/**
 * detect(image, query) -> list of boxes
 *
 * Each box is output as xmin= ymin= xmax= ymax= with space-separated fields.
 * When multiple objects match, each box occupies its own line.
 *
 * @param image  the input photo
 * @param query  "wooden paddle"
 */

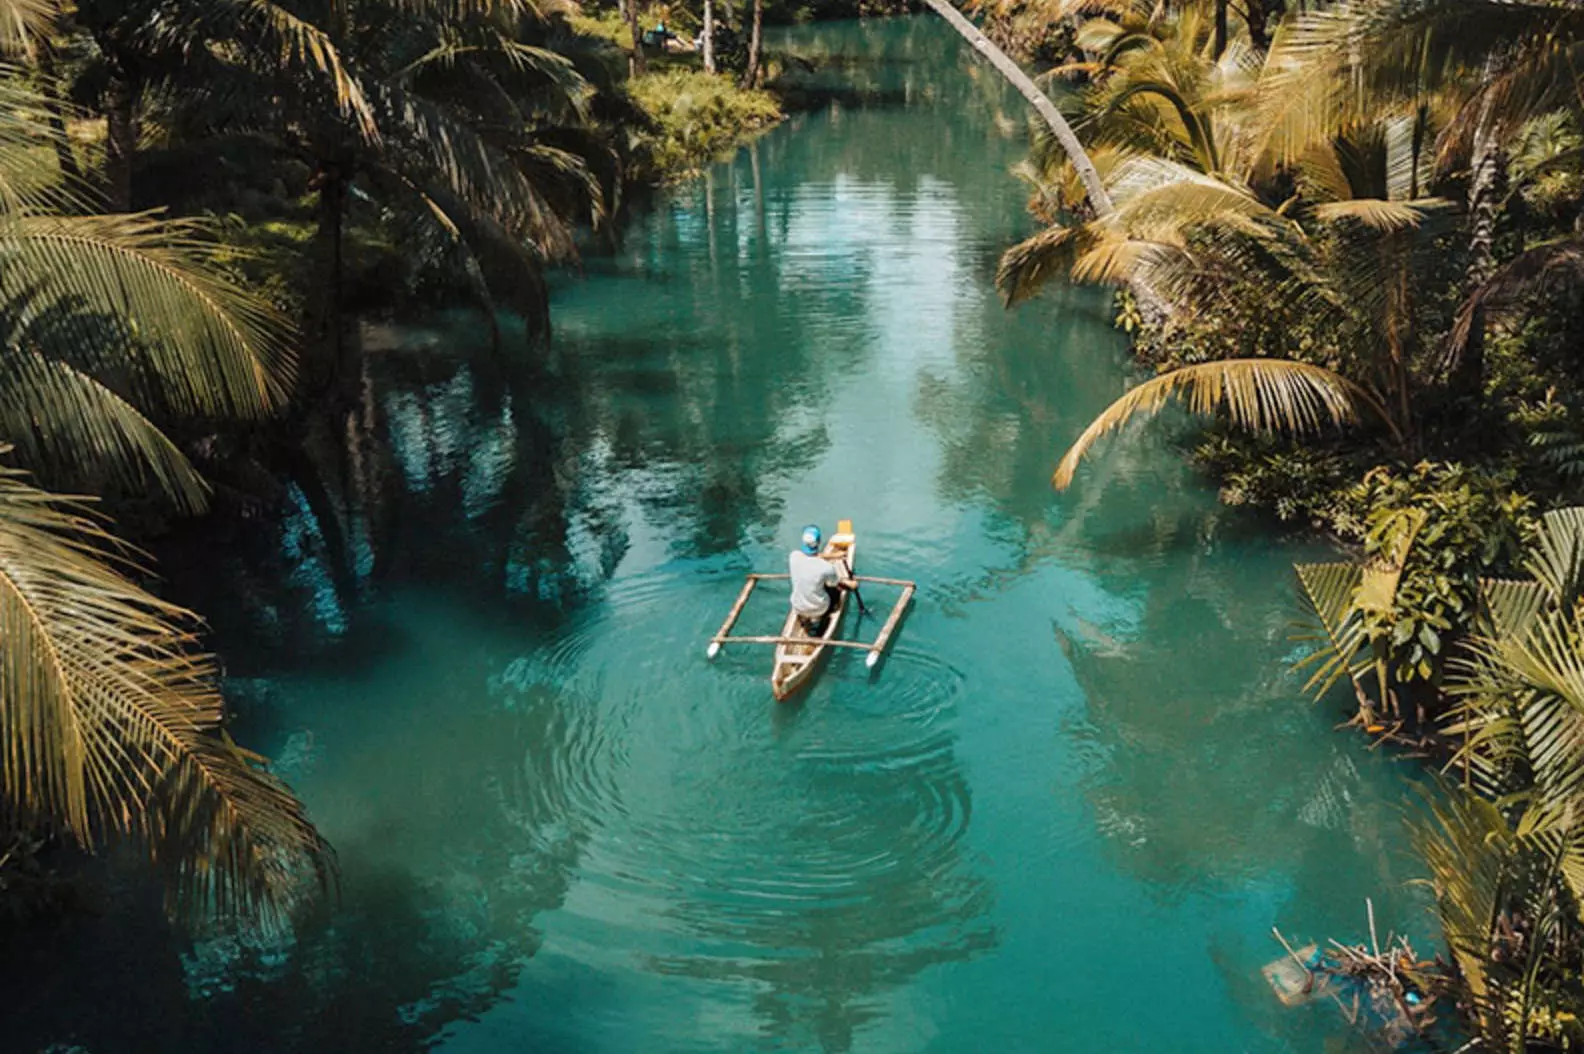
xmin=842 ymin=558 xmax=870 ymax=616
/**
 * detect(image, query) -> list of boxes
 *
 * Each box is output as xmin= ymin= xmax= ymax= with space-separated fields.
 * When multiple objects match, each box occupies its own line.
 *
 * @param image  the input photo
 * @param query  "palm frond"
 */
xmin=371 ymin=82 xmax=585 ymax=261
xmin=1408 ymin=783 xmax=1511 ymax=1009
xmin=3 ymin=212 xmax=295 ymax=418
xmin=0 ymin=465 xmax=332 ymax=922
xmin=1452 ymin=236 xmax=1584 ymax=352
xmin=1309 ymin=197 xmax=1438 ymax=231
xmin=0 ymin=0 xmax=55 ymax=55
xmin=0 ymin=351 xmax=207 ymax=511
xmin=997 ymin=224 xmax=1090 ymax=304
xmin=225 ymin=0 xmax=378 ymax=139
xmin=1527 ymin=506 xmax=1584 ymax=610
xmin=1053 ymin=358 xmax=1381 ymax=489
xmin=1481 ymin=577 xmax=1550 ymax=642
xmin=1292 ymin=560 xmax=1371 ymax=701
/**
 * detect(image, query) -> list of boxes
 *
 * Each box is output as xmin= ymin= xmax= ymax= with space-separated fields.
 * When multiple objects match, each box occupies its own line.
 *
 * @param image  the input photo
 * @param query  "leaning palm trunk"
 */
xmin=741 ymin=0 xmax=763 ymax=89
xmin=920 ymin=0 xmax=1111 ymax=214
xmin=918 ymin=0 xmax=1170 ymax=321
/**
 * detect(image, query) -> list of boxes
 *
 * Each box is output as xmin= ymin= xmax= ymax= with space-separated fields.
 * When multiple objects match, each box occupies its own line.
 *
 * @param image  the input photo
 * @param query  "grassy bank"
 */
xmin=573 ymin=9 xmax=784 ymax=182
xmin=629 ymin=69 xmax=782 ymax=180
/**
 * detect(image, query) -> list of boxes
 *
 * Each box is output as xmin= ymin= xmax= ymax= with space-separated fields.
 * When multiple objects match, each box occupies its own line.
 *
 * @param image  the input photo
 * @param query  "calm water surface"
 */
xmin=17 ymin=18 xmax=1429 ymax=1054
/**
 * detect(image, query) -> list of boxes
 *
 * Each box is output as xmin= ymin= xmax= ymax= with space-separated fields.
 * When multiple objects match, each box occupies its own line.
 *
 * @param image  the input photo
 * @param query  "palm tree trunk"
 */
xmin=741 ymin=0 xmax=763 ymax=89
xmin=306 ymin=164 xmax=353 ymax=411
xmin=1450 ymin=99 xmax=1507 ymax=394
xmin=920 ymin=0 xmax=1111 ymax=213
xmin=1245 ymin=0 xmax=1271 ymax=51
xmin=703 ymin=0 xmax=715 ymax=73
xmin=37 ymin=51 xmax=80 ymax=181
xmin=921 ymin=0 xmax=1176 ymax=322
xmin=628 ymin=1 xmax=647 ymax=76
xmin=103 ymin=69 xmax=139 ymax=211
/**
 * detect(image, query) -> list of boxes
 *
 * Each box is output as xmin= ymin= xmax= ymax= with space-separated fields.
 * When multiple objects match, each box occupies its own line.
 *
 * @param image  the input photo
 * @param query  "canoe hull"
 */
xmin=771 ymin=532 xmax=855 ymax=701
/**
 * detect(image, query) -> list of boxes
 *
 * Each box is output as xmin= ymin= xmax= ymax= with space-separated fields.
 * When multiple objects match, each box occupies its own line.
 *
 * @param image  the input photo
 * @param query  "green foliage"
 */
xmin=1290 ymin=463 xmax=1534 ymax=727
xmin=1194 ymin=431 xmax=1353 ymax=524
xmin=1346 ymin=463 xmax=1534 ymax=684
xmin=629 ymin=69 xmax=781 ymax=180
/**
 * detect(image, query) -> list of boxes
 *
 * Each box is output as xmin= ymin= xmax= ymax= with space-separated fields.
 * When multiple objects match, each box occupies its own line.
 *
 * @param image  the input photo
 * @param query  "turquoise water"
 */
xmin=12 ymin=18 xmax=1429 ymax=1053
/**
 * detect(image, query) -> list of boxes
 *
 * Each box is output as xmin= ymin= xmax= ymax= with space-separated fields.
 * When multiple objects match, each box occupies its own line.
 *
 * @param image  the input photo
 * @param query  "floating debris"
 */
xmin=1266 ymin=899 xmax=1448 ymax=1048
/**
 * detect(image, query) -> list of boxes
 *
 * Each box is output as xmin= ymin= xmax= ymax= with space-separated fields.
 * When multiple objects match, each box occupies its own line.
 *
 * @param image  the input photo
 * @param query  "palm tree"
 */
xmin=139 ymin=0 xmax=607 ymax=407
xmin=0 ymin=56 xmax=333 ymax=920
xmin=1000 ymin=140 xmax=1444 ymax=488
xmin=921 ymin=0 xmax=1115 ymax=214
xmin=0 ymin=464 xmax=333 ymax=922
xmin=1406 ymin=508 xmax=1584 ymax=1048
xmin=1258 ymin=0 xmax=1584 ymax=384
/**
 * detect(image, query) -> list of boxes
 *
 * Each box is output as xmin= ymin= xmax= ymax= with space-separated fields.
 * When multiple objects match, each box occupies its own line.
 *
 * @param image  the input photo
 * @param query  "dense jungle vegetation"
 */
xmin=958 ymin=0 xmax=1584 ymax=1044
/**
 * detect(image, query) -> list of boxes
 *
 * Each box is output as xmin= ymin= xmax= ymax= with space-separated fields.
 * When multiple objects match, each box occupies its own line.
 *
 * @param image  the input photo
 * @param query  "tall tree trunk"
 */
xmin=306 ymin=164 xmax=354 ymax=413
xmin=1245 ymin=0 xmax=1271 ymax=51
xmin=741 ymin=0 xmax=763 ymax=89
xmin=920 ymin=0 xmax=1111 ymax=214
xmin=103 ymin=68 xmax=139 ymax=211
xmin=37 ymin=50 xmax=80 ymax=181
xmin=1448 ymin=94 xmax=1506 ymax=395
xmin=703 ymin=0 xmax=715 ymax=73
xmin=628 ymin=1 xmax=646 ymax=76
xmin=1213 ymin=0 xmax=1228 ymax=58
xmin=920 ymin=0 xmax=1176 ymax=322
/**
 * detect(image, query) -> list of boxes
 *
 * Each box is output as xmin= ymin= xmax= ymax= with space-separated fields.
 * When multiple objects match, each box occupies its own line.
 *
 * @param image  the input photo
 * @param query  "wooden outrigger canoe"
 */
xmin=770 ymin=522 xmax=856 ymax=701
xmin=705 ymin=518 xmax=916 ymax=702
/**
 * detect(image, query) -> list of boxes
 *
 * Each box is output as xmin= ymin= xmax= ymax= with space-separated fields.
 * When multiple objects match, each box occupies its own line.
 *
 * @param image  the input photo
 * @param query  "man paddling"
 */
xmin=788 ymin=524 xmax=857 ymax=636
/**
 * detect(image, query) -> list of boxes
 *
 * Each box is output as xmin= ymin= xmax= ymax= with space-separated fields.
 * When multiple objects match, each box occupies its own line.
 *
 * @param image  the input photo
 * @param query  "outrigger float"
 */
xmin=705 ymin=519 xmax=916 ymax=701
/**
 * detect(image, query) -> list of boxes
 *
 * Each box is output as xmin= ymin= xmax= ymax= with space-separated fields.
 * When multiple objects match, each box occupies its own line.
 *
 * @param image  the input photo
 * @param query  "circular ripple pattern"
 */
xmin=510 ymin=596 xmax=986 ymax=970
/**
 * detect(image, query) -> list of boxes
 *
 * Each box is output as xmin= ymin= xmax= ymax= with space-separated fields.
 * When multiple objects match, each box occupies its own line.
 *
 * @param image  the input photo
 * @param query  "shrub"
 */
xmin=629 ymin=69 xmax=782 ymax=179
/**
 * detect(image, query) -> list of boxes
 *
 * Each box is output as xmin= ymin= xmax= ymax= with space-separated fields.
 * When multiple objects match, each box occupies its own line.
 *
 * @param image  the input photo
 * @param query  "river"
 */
xmin=11 ymin=17 xmax=1428 ymax=1054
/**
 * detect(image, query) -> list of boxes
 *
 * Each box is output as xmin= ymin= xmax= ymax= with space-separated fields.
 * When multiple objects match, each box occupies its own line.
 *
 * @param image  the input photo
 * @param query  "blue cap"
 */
xmin=800 ymin=524 xmax=821 ymax=555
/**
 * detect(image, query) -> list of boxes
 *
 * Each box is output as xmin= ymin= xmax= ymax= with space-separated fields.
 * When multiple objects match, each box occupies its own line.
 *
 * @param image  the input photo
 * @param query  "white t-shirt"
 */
xmin=788 ymin=550 xmax=840 ymax=616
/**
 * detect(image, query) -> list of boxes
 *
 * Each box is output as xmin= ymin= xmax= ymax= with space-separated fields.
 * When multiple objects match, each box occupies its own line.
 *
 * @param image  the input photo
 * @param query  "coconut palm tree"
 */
xmin=1405 ymin=508 xmax=1584 ymax=1048
xmin=0 ymin=56 xmax=333 ymax=921
xmin=55 ymin=0 xmax=605 ymax=402
xmin=1000 ymin=138 xmax=1450 ymax=488
xmin=0 ymin=464 xmax=333 ymax=922
xmin=1258 ymin=0 xmax=1584 ymax=384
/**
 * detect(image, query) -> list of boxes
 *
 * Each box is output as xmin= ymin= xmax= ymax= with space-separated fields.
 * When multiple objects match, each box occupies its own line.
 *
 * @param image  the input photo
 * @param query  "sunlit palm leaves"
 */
xmin=1292 ymin=506 xmax=1426 ymax=719
xmin=1408 ymin=507 xmax=1584 ymax=1049
xmin=1258 ymin=0 xmax=1584 ymax=165
xmin=0 ymin=465 xmax=332 ymax=921
xmin=1407 ymin=785 xmax=1584 ymax=1051
xmin=0 ymin=79 xmax=293 ymax=506
xmin=0 ymin=0 xmax=57 ymax=54
xmin=0 ymin=62 xmax=327 ymax=921
xmin=1051 ymin=358 xmax=1379 ymax=488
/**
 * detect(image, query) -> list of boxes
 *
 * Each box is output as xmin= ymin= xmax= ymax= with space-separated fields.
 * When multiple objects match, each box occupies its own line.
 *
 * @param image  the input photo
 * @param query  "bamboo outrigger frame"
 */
xmin=705 ymin=525 xmax=916 ymax=699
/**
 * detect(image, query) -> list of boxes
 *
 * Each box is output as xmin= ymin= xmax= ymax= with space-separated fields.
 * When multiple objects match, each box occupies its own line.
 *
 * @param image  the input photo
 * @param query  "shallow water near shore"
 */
xmin=11 ymin=17 xmax=1431 ymax=1054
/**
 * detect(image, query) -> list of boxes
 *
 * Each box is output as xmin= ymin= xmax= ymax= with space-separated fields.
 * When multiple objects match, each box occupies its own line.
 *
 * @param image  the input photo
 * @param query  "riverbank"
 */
xmin=975 ymin=0 xmax=1584 ymax=1044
